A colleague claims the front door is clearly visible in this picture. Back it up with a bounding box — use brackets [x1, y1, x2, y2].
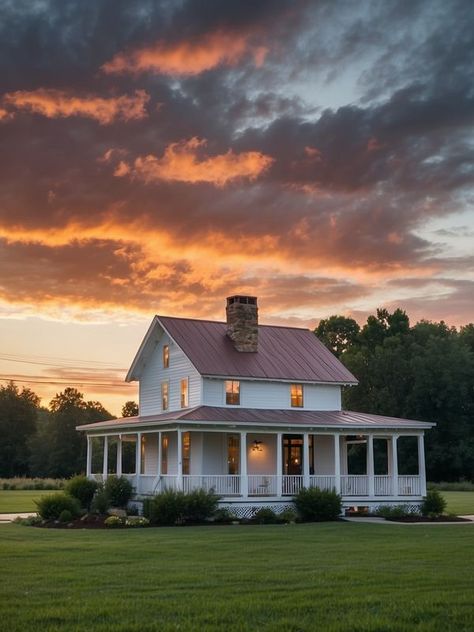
[283, 435, 303, 475]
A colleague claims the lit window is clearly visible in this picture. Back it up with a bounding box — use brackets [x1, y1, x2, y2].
[161, 382, 169, 411]
[290, 384, 303, 407]
[161, 434, 168, 474]
[163, 345, 169, 368]
[225, 380, 240, 405]
[181, 378, 189, 408]
[182, 432, 190, 475]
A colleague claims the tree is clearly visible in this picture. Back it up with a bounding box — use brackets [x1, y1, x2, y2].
[29, 388, 113, 478]
[122, 400, 139, 417]
[0, 382, 40, 476]
[314, 315, 360, 357]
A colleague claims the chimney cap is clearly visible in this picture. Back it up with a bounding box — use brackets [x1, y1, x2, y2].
[226, 295, 257, 306]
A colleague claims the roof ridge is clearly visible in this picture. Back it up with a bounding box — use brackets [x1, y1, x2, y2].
[157, 314, 310, 331]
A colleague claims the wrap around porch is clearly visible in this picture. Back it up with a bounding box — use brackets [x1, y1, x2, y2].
[87, 428, 427, 501]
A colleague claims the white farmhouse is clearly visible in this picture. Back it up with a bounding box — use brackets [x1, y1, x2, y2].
[79, 296, 433, 515]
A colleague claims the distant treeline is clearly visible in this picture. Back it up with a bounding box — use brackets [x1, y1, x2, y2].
[1, 308, 473, 482]
[315, 309, 474, 482]
[0, 384, 137, 478]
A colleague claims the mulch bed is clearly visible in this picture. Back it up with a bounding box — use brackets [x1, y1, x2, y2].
[35, 514, 109, 529]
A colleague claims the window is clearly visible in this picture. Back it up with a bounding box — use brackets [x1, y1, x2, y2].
[182, 432, 190, 475]
[225, 380, 240, 405]
[163, 344, 169, 368]
[181, 378, 189, 408]
[161, 382, 169, 411]
[290, 383, 304, 407]
[161, 434, 168, 474]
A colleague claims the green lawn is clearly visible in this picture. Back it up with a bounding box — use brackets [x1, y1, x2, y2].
[442, 491, 474, 515]
[1, 522, 473, 631]
[0, 490, 42, 513]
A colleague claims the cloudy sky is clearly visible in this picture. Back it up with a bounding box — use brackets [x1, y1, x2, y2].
[1, 0, 473, 414]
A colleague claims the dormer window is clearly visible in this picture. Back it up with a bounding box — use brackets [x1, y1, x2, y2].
[161, 382, 169, 411]
[290, 383, 303, 408]
[225, 380, 240, 405]
[163, 345, 169, 368]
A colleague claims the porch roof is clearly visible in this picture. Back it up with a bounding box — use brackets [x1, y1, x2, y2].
[77, 406, 434, 432]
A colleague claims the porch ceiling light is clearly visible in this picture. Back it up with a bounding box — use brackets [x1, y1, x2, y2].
[252, 440, 263, 452]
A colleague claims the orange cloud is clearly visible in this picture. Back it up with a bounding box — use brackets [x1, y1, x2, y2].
[102, 30, 267, 76]
[3, 89, 150, 124]
[112, 137, 274, 186]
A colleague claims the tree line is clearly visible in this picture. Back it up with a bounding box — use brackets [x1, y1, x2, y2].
[316, 310, 474, 482]
[0, 384, 138, 478]
[1, 308, 473, 482]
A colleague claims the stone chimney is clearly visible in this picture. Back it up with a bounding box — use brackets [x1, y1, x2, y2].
[226, 295, 258, 352]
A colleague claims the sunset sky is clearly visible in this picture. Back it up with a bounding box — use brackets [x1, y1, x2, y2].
[1, 0, 473, 415]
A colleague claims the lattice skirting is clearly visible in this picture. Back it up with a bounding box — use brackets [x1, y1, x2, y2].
[343, 500, 422, 514]
[218, 501, 295, 519]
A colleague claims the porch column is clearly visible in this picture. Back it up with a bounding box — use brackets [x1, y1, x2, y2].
[116, 436, 122, 476]
[158, 431, 162, 475]
[103, 435, 108, 479]
[177, 428, 183, 490]
[367, 434, 374, 497]
[136, 432, 142, 492]
[391, 434, 399, 496]
[303, 433, 310, 488]
[86, 435, 92, 478]
[418, 434, 426, 496]
[276, 432, 282, 497]
[334, 434, 341, 494]
[240, 431, 248, 498]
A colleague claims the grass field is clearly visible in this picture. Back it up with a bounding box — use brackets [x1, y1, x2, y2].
[1, 490, 474, 515]
[1, 522, 473, 631]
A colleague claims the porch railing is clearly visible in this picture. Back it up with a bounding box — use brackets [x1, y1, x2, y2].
[117, 473, 423, 497]
[374, 475, 392, 496]
[182, 475, 240, 496]
[341, 475, 369, 496]
[248, 475, 278, 496]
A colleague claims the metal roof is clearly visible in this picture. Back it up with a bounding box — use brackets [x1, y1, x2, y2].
[78, 406, 433, 432]
[143, 316, 358, 384]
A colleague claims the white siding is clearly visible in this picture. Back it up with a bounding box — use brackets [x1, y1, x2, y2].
[139, 331, 202, 416]
[202, 378, 341, 411]
[202, 433, 226, 474]
[313, 435, 335, 475]
[143, 433, 158, 475]
[247, 433, 277, 475]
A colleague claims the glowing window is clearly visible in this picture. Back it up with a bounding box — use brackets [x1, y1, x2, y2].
[290, 384, 304, 408]
[225, 380, 240, 405]
[163, 345, 169, 368]
[161, 434, 168, 474]
[161, 382, 169, 411]
[181, 378, 189, 408]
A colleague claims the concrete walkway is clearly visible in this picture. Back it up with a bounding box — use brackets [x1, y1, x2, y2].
[0, 512, 36, 522]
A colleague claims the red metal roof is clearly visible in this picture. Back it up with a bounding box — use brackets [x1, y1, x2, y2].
[78, 406, 433, 431]
[157, 316, 357, 384]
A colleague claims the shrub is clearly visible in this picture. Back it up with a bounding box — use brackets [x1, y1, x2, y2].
[91, 487, 110, 514]
[376, 505, 415, 519]
[65, 476, 98, 510]
[13, 515, 42, 526]
[213, 508, 234, 523]
[428, 481, 474, 492]
[104, 476, 133, 508]
[185, 489, 219, 522]
[294, 487, 342, 522]
[421, 490, 447, 517]
[58, 509, 73, 523]
[253, 507, 278, 524]
[279, 508, 297, 523]
[125, 516, 150, 528]
[143, 490, 187, 526]
[104, 515, 124, 528]
[35, 493, 81, 520]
